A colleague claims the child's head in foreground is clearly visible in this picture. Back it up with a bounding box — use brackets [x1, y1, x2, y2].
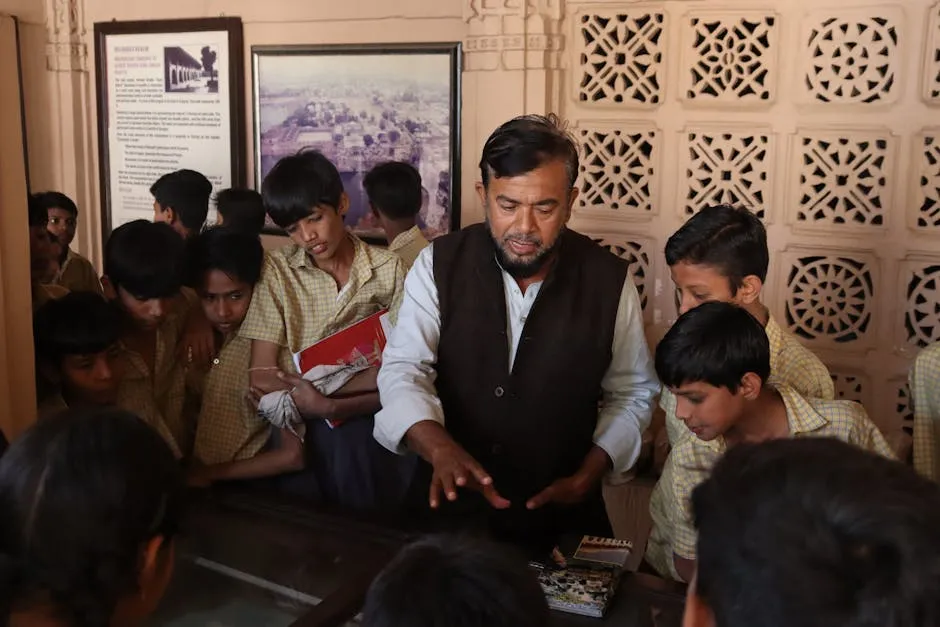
[361, 534, 549, 627]
[688, 437, 940, 627]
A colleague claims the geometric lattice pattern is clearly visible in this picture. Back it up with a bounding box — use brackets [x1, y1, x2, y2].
[924, 5, 940, 102]
[803, 13, 900, 104]
[784, 253, 875, 344]
[589, 234, 653, 314]
[894, 377, 914, 437]
[578, 11, 665, 107]
[794, 131, 893, 228]
[916, 132, 940, 229]
[578, 125, 658, 215]
[829, 369, 870, 407]
[904, 261, 940, 348]
[684, 129, 771, 220]
[682, 13, 777, 104]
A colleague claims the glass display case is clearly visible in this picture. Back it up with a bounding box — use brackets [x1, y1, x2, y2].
[147, 488, 684, 627]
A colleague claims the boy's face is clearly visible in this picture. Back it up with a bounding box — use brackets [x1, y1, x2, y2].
[59, 343, 125, 406]
[200, 269, 253, 334]
[284, 198, 349, 263]
[115, 286, 174, 330]
[671, 381, 747, 441]
[671, 262, 740, 316]
[47, 207, 77, 246]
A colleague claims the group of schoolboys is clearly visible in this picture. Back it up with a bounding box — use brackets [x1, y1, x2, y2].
[28, 126, 900, 590]
[29, 157, 428, 507]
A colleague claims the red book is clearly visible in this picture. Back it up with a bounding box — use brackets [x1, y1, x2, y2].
[293, 309, 391, 375]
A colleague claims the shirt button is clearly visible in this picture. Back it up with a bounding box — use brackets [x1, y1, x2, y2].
[494, 386, 505, 398]
[521, 315, 527, 323]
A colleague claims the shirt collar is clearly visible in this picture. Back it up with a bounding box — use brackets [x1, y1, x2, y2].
[777, 384, 829, 434]
[388, 226, 422, 252]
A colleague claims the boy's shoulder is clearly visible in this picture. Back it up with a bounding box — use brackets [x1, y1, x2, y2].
[777, 385, 889, 453]
[357, 235, 402, 272]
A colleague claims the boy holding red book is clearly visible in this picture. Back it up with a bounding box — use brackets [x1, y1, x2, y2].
[239, 149, 413, 509]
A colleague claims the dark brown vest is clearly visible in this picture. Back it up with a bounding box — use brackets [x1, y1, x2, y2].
[432, 224, 628, 513]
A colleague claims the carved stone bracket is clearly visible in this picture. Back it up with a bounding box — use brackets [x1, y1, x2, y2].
[45, 0, 87, 72]
[463, 0, 565, 70]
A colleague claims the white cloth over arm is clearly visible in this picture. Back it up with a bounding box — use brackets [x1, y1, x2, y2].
[374, 244, 660, 474]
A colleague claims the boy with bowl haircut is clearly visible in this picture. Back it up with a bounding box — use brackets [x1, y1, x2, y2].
[240, 149, 410, 508]
[662, 204, 834, 446]
[645, 301, 893, 584]
[187, 226, 304, 484]
[103, 220, 190, 457]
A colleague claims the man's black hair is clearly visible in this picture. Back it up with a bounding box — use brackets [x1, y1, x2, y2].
[692, 438, 940, 627]
[362, 534, 549, 627]
[261, 149, 344, 229]
[655, 301, 770, 393]
[34, 292, 120, 363]
[188, 226, 264, 288]
[215, 188, 266, 235]
[665, 205, 768, 291]
[363, 161, 422, 221]
[104, 220, 185, 299]
[150, 169, 212, 232]
[479, 114, 579, 190]
[32, 191, 79, 218]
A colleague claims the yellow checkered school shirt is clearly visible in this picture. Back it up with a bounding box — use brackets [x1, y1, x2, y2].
[647, 384, 893, 580]
[910, 343, 940, 480]
[663, 314, 835, 445]
[388, 225, 430, 271]
[116, 306, 188, 459]
[192, 334, 295, 465]
[239, 233, 405, 353]
[54, 249, 102, 295]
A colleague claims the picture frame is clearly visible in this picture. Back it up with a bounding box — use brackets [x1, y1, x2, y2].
[252, 43, 461, 241]
[94, 17, 247, 238]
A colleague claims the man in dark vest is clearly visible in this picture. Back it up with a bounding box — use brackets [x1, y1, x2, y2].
[375, 114, 659, 552]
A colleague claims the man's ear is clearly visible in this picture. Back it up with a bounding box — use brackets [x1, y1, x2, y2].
[101, 275, 117, 301]
[337, 193, 350, 217]
[736, 275, 763, 306]
[739, 371, 764, 401]
[683, 572, 716, 627]
[564, 187, 579, 223]
[475, 181, 487, 208]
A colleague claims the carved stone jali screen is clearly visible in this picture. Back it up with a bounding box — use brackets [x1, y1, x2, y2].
[546, 0, 940, 440]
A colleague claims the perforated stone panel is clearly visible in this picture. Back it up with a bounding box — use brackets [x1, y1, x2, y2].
[588, 233, 654, 319]
[576, 123, 659, 218]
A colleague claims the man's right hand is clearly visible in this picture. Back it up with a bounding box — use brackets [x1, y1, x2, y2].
[406, 421, 510, 510]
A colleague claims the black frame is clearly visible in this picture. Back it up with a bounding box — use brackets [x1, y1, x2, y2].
[94, 17, 247, 240]
[251, 42, 461, 241]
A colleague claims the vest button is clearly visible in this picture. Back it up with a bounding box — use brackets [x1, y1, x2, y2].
[494, 385, 505, 398]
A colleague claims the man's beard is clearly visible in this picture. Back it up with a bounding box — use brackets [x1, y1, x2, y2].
[487, 216, 563, 279]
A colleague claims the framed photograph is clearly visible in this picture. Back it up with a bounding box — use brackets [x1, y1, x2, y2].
[252, 43, 461, 241]
[94, 18, 247, 237]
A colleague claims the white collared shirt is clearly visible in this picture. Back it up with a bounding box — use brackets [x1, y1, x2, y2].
[374, 244, 660, 474]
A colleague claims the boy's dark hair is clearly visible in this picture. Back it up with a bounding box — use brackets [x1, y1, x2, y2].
[362, 534, 549, 627]
[27, 194, 48, 227]
[262, 149, 344, 229]
[149, 169, 212, 231]
[479, 114, 579, 190]
[32, 191, 79, 218]
[0, 408, 183, 627]
[34, 292, 120, 363]
[188, 226, 264, 288]
[215, 188, 266, 235]
[104, 220, 186, 299]
[665, 205, 768, 290]
[692, 438, 940, 627]
[655, 301, 770, 393]
[363, 161, 423, 221]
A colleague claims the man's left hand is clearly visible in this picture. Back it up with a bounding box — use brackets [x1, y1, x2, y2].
[526, 473, 593, 510]
[277, 371, 336, 419]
